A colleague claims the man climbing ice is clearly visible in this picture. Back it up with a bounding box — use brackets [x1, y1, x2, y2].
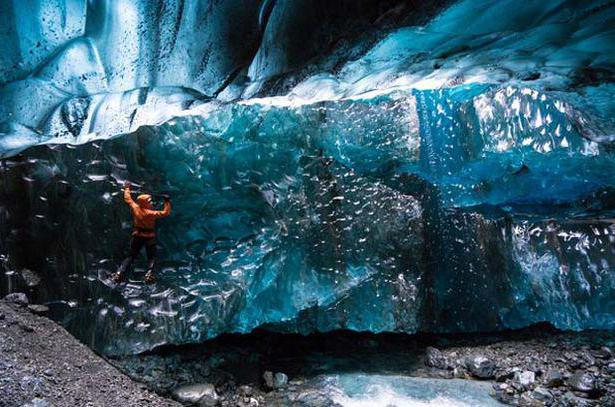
[112, 181, 171, 284]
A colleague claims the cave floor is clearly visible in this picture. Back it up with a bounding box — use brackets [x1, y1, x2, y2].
[1, 295, 613, 406]
[113, 325, 615, 406]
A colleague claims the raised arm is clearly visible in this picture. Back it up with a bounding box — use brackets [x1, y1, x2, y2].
[123, 181, 139, 210]
[149, 196, 171, 218]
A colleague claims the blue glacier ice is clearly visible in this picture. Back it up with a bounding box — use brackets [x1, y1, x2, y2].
[0, 0, 614, 354]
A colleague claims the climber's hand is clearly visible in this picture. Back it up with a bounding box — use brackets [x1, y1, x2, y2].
[162, 194, 171, 202]
[124, 180, 131, 189]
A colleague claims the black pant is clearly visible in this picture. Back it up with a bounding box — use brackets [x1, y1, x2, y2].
[117, 236, 157, 276]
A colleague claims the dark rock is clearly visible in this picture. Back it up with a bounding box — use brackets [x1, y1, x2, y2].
[3, 292, 29, 306]
[263, 371, 274, 390]
[544, 369, 564, 387]
[562, 391, 593, 406]
[606, 362, 615, 373]
[597, 346, 613, 359]
[494, 384, 516, 405]
[465, 355, 496, 379]
[28, 304, 49, 315]
[495, 368, 518, 382]
[20, 323, 34, 332]
[532, 387, 553, 402]
[20, 269, 41, 288]
[425, 346, 447, 369]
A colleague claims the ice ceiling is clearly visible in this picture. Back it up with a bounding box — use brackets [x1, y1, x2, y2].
[0, 0, 614, 354]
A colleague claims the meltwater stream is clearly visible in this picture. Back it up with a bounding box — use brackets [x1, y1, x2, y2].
[321, 375, 504, 407]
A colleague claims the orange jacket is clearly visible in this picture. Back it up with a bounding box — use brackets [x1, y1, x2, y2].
[124, 187, 171, 238]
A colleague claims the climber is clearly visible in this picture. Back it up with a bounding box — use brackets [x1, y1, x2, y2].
[112, 181, 171, 284]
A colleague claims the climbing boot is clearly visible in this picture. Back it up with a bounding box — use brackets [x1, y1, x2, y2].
[144, 271, 156, 284]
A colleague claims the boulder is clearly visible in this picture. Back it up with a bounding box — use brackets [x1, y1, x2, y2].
[568, 371, 602, 399]
[465, 355, 496, 379]
[172, 383, 219, 406]
[273, 372, 288, 389]
[3, 292, 28, 306]
[515, 371, 535, 388]
[28, 304, 49, 315]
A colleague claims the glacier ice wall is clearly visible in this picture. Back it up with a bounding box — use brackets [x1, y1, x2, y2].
[0, 0, 614, 354]
[2, 87, 614, 354]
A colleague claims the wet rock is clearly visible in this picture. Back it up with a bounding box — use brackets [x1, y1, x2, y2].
[273, 373, 288, 389]
[532, 387, 553, 402]
[425, 347, 447, 369]
[568, 371, 602, 399]
[173, 383, 219, 406]
[27, 305, 49, 316]
[544, 369, 564, 388]
[20, 269, 41, 288]
[562, 391, 593, 406]
[238, 385, 253, 397]
[263, 371, 274, 390]
[465, 355, 496, 379]
[452, 366, 466, 379]
[494, 383, 516, 404]
[4, 292, 29, 306]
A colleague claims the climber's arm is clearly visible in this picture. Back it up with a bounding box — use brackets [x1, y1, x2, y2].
[123, 181, 139, 210]
[150, 196, 171, 218]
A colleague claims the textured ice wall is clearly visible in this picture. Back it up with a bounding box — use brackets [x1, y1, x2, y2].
[0, 0, 614, 354]
[2, 87, 614, 354]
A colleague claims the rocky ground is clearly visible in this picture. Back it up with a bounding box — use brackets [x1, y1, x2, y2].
[0, 294, 180, 407]
[1, 292, 613, 406]
[113, 325, 615, 406]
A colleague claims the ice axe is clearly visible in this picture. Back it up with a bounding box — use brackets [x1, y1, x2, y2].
[122, 180, 171, 200]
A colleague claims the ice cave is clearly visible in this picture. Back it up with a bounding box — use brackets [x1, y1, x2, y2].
[0, 1, 614, 406]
